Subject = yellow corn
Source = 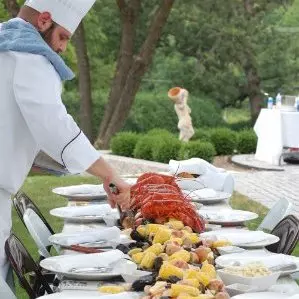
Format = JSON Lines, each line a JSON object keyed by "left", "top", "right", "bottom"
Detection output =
{"left": 128, "top": 248, "right": 142, "bottom": 256}
{"left": 140, "top": 252, "right": 157, "bottom": 269}
{"left": 132, "top": 252, "right": 144, "bottom": 264}
{"left": 153, "top": 228, "right": 171, "bottom": 244}
{"left": 158, "top": 262, "right": 184, "bottom": 280}
{"left": 169, "top": 250, "right": 190, "bottom": 263}
{"left": 146, "top": 224, "right": 164, "bottom": 235}
{"left": 201, "top": 264, "right": 216, "bottom": 279}
{"left": 177, "top": 295, "right": 214, "bottom": 299}
{"left": 170, "top": 284, "right": 200, "bottom": 297}
{"left": 212, "top": 239, "right": 232, "bottom": 248}
{"left": 184, "top": 269, "right": 210, "bottom": 287}
{"left": 178, "top": 278, "right": 200, "bottom": 288}
{"left": 189, "top": 233, "right": 200, "bottom": 244}
{"left": 98, "top": 286, "right": 125, "bottom": 294}
{"left": 144, "top": 243, "right": 164, "bottom": 255}
{"left": 167, "top": 219, "right": 185, "bottom": 230}
{"left": 136, "top": 225, "right": 147, "bottom": 237}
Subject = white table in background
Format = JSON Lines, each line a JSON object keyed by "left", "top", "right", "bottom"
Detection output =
{"left": 254, "top": 108, "right": 299, "bottom": 165}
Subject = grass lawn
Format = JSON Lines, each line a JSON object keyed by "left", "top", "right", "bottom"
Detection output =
{"left": 12, "top": 175, "right": 298, "bottom": 298}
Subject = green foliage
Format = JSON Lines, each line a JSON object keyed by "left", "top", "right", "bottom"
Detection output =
{"left": 191, "top": 128, "right": 212, "bottom": 142}
{"left": 178, "top": 141, "right": 216, "bottom": 163}
{"left": 124, "top": 91, "right": 224, "bottom": 133}
{"left": 210, "top": 128, "right": 238, "bottom": 155}
{"left": 146, "top": 128, "right": 174, "bottom": 137}
{"left": 237, "top": 129, "right": 258, "bottom": 154}
{"left": 110, "top": 132, "right": 140, "bottom": 157}
{"left": 152, "top": 135, "right": 182, "bottom": 163}
{"left": 133, "top": 135, "right": 156, "bottom": 160}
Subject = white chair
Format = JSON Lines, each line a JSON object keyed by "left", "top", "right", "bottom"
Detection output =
{"left": 257, "top": 198, "right": 293, "bottom": 232}
{"left": 23, "top": 208, "right": 58, "bottom": 258}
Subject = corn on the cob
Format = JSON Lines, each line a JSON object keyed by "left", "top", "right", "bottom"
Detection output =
{"left": 169, "top": 250, "right": 190, "bottom": 263}
{"left": 146, "top": 224, "right": 164, "bottom": 235}
{"left": 201, "top": 263, "right": 216, "bottom": 279}
{"left": 136, "top": 225, "right": 147, "bottom": 237}
{"left": 158, "top": 262, "right": 184, "bottom": 279}
{"left": 128, "top": 248, "right": 142, "bottom": 256}
{"left": 144, "top": 243, "right": 164, "bottom": 255}
{"left": 153, "top": 228, "right": 171, "bottom": 244}
{"left": 183, "top": 269, "right": 210, "bottom": 286}
{"left": 98, "top": 286, "right": 125, "bottom": 294}
{"left": 140, "top": 252, "right": 157, "bottom": 269}
{"left": 132, "top": 252, "right": 144, "bottom": 264}
{"left": 166, "top": 219, "right": 185, "bottom": 230}
{"left": 189, "top": 233, "right": 200, "bottom": 244}
{"left": 178, "top": 278, "right": 200, "bottom": 288}
{"left": 212, "top": 239, "right": 232, "bottom": 248}
{"left": 170, "top": 284, "right": 200, "bottom": 297}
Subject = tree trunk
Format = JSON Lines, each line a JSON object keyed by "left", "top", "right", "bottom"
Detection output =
{"left": 246, "top": 66, "right": 263, "bottom": 123}
{"left": 4, "top": 0, "right": 20, "bottom": 17}
{"left": 97, "top": 0, "right": 175, "bottom": 149}
{"left": 72, "top": 22, "right": 93, "bottom": 141}
{"left": 95, "top": 0, "right": 140, "bottom": 148}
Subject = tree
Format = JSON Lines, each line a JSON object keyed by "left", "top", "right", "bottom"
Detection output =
{"left": 3, "top": 0, "right": 19, "bottom": 17}
{"left": 95, "top": 0, "right": 175, "bottom": 149}
{"left": 72, "top": 22, "right": 93, "bottom": 141}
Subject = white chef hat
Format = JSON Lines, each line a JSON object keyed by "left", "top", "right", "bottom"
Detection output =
{"left": 24, "top": 0, "right": 96, "bottom": 34}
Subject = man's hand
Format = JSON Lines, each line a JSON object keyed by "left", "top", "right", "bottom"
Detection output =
{"left": 103, "top": 177, "right": 131, "bottom": 210}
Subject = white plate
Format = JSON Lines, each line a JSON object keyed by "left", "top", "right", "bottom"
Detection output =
{"left": 216, "top": 250, "right": 299, "bottom": 276}
{"left": 183, "top": 189, "right": 231, "bottom": 204}
{"left": 201, "top": 230, "right": 279, "bottom": 248}
{"left": 50, "top": 204, "right": 116, "bottom": 222}
{"left": 232, "top": 292, "right": 288, "bottom": 299}
{"left": 176, "top": 178, "right": 206, "bottom": 190}
{"left": 42, "top": 291, "right": 140, "bottom": 298}
{"left": 198, "top": 209, "right": 258, "bottom": 225}
{"left": 52, "top": 184, "right": 107, "bottom": 200}
{"left": 40, "top": 250, "right": 136, "bottom": 280}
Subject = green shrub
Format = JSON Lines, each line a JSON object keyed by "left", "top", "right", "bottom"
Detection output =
{"left": 133, "top": 135, "right": 156, "bottom": 161}
{"left": 110, "top": 132, "right": 140, "bottom": 157}
{"left": 237, "top": 129, "right": 257, "bottom": 154}
{"left": 191, "top": 128, "right": 212, "bottom": 142}
{"left": 210, "top": 128, "right": 237, "bottom": 155}
{"left": 228, "top": 120, "right": 252, "bottom": 132}
{"left": 152, "top": 136, "right": 182, "bottom": 163}
{"left": 178, "top": 141, "right": 216, "bottom": 163}
{"left": 146, "top": 128, "right": 174, "bottom": 137}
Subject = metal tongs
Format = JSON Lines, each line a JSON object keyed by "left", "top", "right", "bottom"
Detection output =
{"left": 109, "top": 183, "right": 122, "bottom": 215}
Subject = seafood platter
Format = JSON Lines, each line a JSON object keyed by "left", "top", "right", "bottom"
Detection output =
{"left": 44, "top": 172, "right": 293, "bottom": 298}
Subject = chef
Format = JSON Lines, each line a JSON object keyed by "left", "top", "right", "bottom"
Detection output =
{"left": 0, "top": 0, "right": 131, "bottom": 296}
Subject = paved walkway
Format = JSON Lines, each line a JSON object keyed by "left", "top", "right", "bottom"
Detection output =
{"left": 232, "top": 165, "right": 299, "bottom": 216}
{"left": 100, "top": 152, "right": 299, "bottom": 217}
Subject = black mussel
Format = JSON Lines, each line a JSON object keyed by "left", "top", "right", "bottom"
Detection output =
{"left": 183, "top": 246, "right": 192, "bottom": 252}
{"left": 166, "top": 275, "right": 181, "bottom": 284}
{"left": 153, "top": 257, "right": 164, "bottom": 272}
{"left": 195, "top": 241, "right": 203, "bottom": 247}
{"left": 115, "top": 244, "right": 130, "bottom": 254}
{"left": 128, "top": 241, "right": 145, "bottom": 249}
{"left": 160, "top": 297, "right": 170, "bottom": 299}
{"left": 131, "top": 273, "right": 157, "bottom": 292}
{"left": 130, "top": 229, "right": 146, "bottom": 242}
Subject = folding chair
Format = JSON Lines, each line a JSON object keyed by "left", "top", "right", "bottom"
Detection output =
{"left": 23, "top": 208, "right": 58, "bottom": 258}
{"left": 257, "top": 198, "right": 293, "bottom": 232}
{"left": 5, "top": 234, "right": 53, "bottom": 299}
{"left": 13, "top": 191, "right": 55, "bottom": 235}
{"left": 266, "top": 215, "right": 299, "bottom": 255}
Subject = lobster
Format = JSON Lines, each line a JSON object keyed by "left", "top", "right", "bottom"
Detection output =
{"left": 126, "top": 172, "right": 205, "bottom": 233}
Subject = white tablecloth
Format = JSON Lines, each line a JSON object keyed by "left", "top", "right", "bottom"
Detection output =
{"left": 254, "top": 109, "right": 299, "bottom": 165}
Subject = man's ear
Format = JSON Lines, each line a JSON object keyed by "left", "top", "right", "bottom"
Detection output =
{"left": 37, "top": 12, "right": 53, "bottom": 32}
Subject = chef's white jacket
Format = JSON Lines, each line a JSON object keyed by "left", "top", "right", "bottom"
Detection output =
{"left": 0, "top": 46, "right": 100, "bottom": 279}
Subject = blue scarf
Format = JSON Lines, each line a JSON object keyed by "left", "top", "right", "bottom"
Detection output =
{"left": 0, "top": 18, "right": 74, "bottom": 81}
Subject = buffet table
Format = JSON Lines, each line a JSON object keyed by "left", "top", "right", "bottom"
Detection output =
{"left": 254, "top": 108, "right": 299, "bottom": 165}
{"left": 49, "top": 197, "right": 299, "bottom": 297}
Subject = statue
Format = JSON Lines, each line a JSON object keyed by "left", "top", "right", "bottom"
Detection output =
{"left": 168, "top": 87, "right": 195, "bottom": 142}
